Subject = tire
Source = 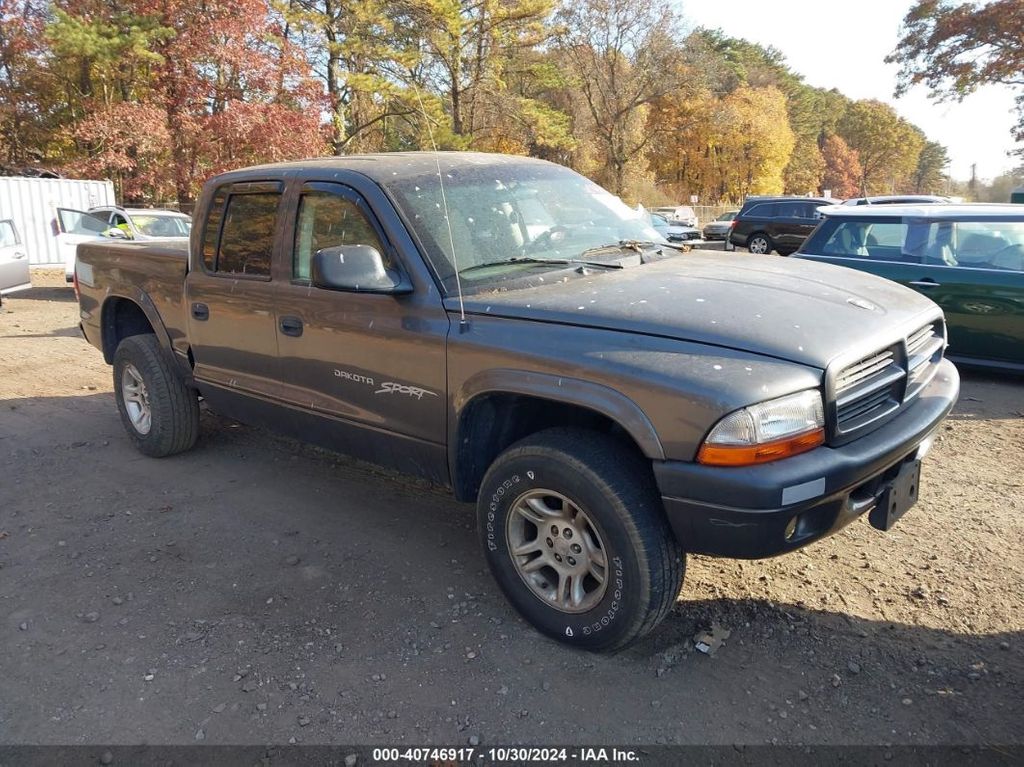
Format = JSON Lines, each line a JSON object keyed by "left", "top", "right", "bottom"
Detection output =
{"left": 477, "top": 428, "right": 685, "bottom": 651}
{"left": 112, "top": 334, "right": 199, "bottom": 458}
{"left": 747, "top": 233, "right": 772, "bottom": 255}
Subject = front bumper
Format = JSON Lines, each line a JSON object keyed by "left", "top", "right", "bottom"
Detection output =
{"left": 655, "top": 358, "right": 959, "bottom": 559}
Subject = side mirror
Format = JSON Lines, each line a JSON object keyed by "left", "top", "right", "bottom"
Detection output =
{"left": 106, "top": 228, "right": 129, "bottom": 240}
{"left": 311, "top": 245, "right": 411, "bottom": 294}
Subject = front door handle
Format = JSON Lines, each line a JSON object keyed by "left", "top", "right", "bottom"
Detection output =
{"left": 909, "top": 279, "right": 941, "bottom": 288}
{"left": 279, "top": 316, "right": 303, "bottom": 337}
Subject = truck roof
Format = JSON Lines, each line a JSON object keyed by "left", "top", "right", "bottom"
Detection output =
{"left": 226, "top": 151, "right": 555, "bottom": 183}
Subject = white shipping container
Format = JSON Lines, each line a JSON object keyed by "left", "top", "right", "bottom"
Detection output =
{"left": 0, "top": 177, "right": 116, "bottom": 265}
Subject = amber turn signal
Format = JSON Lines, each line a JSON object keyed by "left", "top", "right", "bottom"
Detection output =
{"left": 697, "top": 428, "right": 825, "bottom": 467}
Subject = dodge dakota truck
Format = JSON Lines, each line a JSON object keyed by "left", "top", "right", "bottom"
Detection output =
{"left": 75, "top": 152, "right": 960, "bottom": 650}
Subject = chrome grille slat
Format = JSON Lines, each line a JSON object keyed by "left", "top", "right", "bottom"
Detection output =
{"left": 836, "top": 350, "right": 895, "bottom": 392}
{"left": 906, "top": 325, "right": 934, "bottom": 355}
{"left": 832, "top": 321, "right": 944, "bottom": 440}
{"left": 839, "top": 388, "right": 890, "bottom": 419}
{"left": 908, "top": 336, "right": 944, "bottom": 370}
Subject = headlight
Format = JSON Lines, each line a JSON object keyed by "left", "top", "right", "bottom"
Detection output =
{"left": 697, "top": 390, "right": 825, "bottom": 466}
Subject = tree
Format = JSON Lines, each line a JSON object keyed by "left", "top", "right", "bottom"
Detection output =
{"left": 888, "top": 0, "right": 1024, "bottom": 152}
{"left": 977, "top": 170, "right": 1022, "bottom": 202}
{"left": 555, "top": 0, "right": 684, "bottom": 197}
{"left": 407, "top": 0, "right": 555, "bottom": 147}
{"left": 716, "top": 85, "right": 795, "bottom": 198}
{"left": 64, "top": 101, "right": 173, "bottom": 201}
{"left": 0, "top": 0, "right": 52, "bottom": 167}
{"left": 911, "top": 139, "right": 949, "bottom": 193}
{"left": 783, "top": 138, "right": 825, "bottom": 195}
{"left": 820, "top": 134, "right": 862, "bottom": 199}
{"left": 47, "top": 0, "right": 325, "bottom": 203}
{"left": 837, "top": 100, "right": 923, "bottom": 194}
{"left": 281, "top": 0, "right": 418, "bottom": 154}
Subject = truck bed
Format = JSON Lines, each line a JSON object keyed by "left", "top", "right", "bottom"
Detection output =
{"left": 76, "top": 239, "right": 191, "bottom": 364}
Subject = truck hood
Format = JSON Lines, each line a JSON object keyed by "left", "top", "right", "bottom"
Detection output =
{"left": 451, "top": 252, "right": 940, "bottom": 369}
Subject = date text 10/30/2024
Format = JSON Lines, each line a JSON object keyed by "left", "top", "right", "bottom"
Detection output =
{"left": 372, "top": 747, "right": 641, "bottom": 762}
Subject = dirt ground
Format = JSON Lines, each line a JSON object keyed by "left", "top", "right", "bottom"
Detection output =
{"left": 1, "top": 268, "right": 1021, "bottom": 748}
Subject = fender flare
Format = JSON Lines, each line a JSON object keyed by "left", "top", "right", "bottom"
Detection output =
{"left": 450, "top": 369, "right": 665, "bottom": 486}
{"left": 100, "top": 288, "right": 175, "bottom": 365}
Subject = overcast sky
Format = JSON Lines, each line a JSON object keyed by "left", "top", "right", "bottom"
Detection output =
{"left": 682, "top": 0, "right": 1019, "bottom": 182}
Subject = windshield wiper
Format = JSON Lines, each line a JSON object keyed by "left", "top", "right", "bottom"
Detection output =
{"left": 458, "top": 257, "right": 623, "bottom": 274}
{"left": 580, "top": 239, "right": 688, "bottom": 259}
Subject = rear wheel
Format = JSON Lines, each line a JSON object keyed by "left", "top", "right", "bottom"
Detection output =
{"left": 113, "top": 334, "right": 199, "bottom": 457}
{"left": 477, "top": 428, "right": 685, "bottom": 651}
{"left": 747, "top": 233, "right": 772, "bottom": 255}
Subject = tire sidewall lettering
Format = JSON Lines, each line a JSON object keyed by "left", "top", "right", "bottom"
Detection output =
{"left": 486, "top": 474, "right": 519, "bottom": 552}
{"left": 484, "top": 463, "right": 632, "bottom": 643}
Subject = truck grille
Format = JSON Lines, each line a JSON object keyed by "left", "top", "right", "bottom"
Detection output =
{"left": 832, "top": 321, "right": 944, "bottom": 441}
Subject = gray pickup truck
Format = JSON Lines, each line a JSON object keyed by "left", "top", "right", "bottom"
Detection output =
{"left": 75, "top": 152, "right": 959, "bottom": 650}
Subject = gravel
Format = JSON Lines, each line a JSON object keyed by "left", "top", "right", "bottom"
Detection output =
{"left": 1, "top": 274, "right": 1021, "bottom": 748}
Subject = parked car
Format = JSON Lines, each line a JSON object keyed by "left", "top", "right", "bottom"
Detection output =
{"left": 703, "top": 210, "right": 739, "bottom": 241}
{"left": 653, "top": 205, "right": 698, "bottom": 228}
{"left": 0, "top": 218, "right": 31, "bottom": 304}
{"left": 74, "top": 152, "right": 959, "bottom": 651}
{"left": 649, "top": 212, "right": 702, "bottom": 246}
{"left": 58, "top": 207, "right": 191, "bottom": 281}
{"left": 729, "top": 196, "right": 833, "bottom": 255}
{"left": 840, "top": 195, "right": 953, "bottom": 206}
{"left": 795, "top": 204, "right": 1024, "bottom": 372}
{"left": 90, "top": 206, "right": 192, "bottom": 240}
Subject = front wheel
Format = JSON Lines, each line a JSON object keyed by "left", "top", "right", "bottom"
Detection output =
{"left": 477, "top": 428, "right": 685, "bottom": 651}
{"left": 113, "top": 334, "right": 199, "bottom": 457}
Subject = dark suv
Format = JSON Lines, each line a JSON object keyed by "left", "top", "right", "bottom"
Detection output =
{"left": 729, "top": 196, "right": 833, "bottom": 255}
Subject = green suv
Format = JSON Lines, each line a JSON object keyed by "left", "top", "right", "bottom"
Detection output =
{"left": 795, "top": 204, "right": 1024, "bottom": 372}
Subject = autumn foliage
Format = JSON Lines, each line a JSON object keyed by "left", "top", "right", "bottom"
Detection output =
{"left": 0, "top": 0, "right": 975, "bottom": 205}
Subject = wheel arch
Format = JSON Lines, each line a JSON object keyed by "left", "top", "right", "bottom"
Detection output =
{"left": 99, "top": 291, "right": 173, "bottom": 365}
{"left": 450, "top": 370, "right": 664, "bottom": 502}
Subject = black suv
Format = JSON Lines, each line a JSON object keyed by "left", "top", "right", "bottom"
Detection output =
{"left": 728, "top": 196, "right": 833, "bottom": 255}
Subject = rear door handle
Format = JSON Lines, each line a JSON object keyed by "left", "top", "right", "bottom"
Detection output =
{"left": 909, "top": 279, "right": 941, "bottom": 288}
{"left": 279, "top": 316, "right": 303, "bottom": 337}
{"left": 191, "top": 302, "right": 209, "bottom": 321}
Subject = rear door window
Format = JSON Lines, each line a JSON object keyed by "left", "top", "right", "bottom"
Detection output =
{"left": 799, "top": 202, "right": 825, "bottom": 220}
{"left": 820, "top": 220, "right": 909, "bottom": 261}
{"left": 745, "top": 203, "right": 776, "bottom": 218}
{"left": 201, "top": 184, "right": 282, "bottom": 278}
{"left": 217, "top": 194, "right": 280, "bottom": 277}
{"left": 775, "top": 201, "right": 803, "bottom": 218}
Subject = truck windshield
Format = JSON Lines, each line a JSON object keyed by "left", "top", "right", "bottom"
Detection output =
{"left": 383, "top": 162, "right": 663, "bottom": 294}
